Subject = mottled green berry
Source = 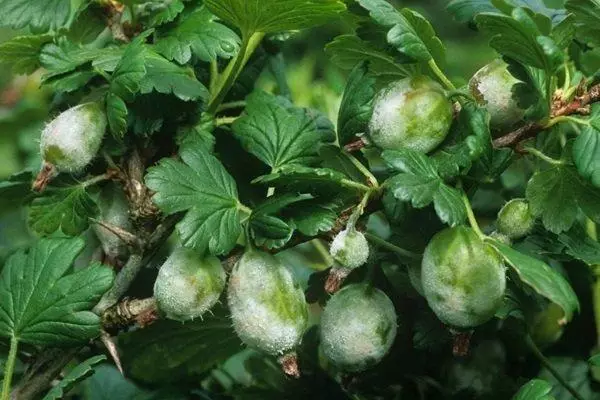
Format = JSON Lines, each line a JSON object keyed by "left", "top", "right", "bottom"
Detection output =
{"left": 93, "top": 184, "right": 132, "bottom": 262}
{"left": 330, "top": 228, "right": 369, "bottom": 270}
{"left": 496, "top": 199, "right": 535, "bottom": 240}
{"left": 40, "top": 102, "right": 107, "bottom": 172}
{"left": 320, "top": 284, "right": 397, "bottom": 372}
{"left": 530, "top": 303, "right": 565, "bottom": 348}
{"left": 228, "top": 250, "right": 308, "bottom": 355}
{"left": 154, "top": 248, "right": 226, "bottom": 322}
{"left": 369, "top": 76, "right": 453, "bottom": 153}
{"left": 422, "top": 227, "right": 506, "bottom": 329}
{"left": 469, "top": 60, "right": 524, "bottom": 132}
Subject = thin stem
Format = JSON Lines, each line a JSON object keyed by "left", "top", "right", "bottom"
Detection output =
{"left": 215, "top": 116, "right": 239, "bottom": 126}
{"left": 522, "top": 147, "right": 565, "bottom": 166}
{"left": 562, "top": 60, "right": 571, "bottom": 94}
{"left": 346, "top": 152, "right": 379, "bottom": 188}
{"left": 81, "top": 173, "right": 111, "bottom": 188}
{"left": 428, "top": 59, "right": 456, "bottom": 91}
{"left": 237, "top": 203, "right": 252, "bottom": 216}
{"left": 93, "top": 254, "right": 144, "bottom": 314}
{"left": 462, "top": 193, "right": 484, "bottom": 239}
{"left": 217, "top": 101, "right": 247, "bottom": 113}
{"left": 363, "top": 232, "right": 422, "bottom": 261}
{"left": 1, "top": 336, "right": 18, "bottom": 400}
{"left": 526, "top": 336, "right": 585, "bottom": 400}
{"left": 544, "top": 115, "right": 590, "bottom": 129}
{"left": 207, "top": 32, "right": 265, "bottom": 114}
{"left": 348, "top": 191, "right": 372, "bottom": 228}
{"left": 209, "top": 59, "right": 219, "bottom": 96}
{"left": 341, "top": 179, "right": 371, "bottom": 193}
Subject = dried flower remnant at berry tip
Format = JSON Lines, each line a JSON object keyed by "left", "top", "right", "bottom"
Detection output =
{"left": 326, "top": 228, "right": 370, "bottom": 293}
{"left": 33, "top": 102, "right": 107, "bottom": 192}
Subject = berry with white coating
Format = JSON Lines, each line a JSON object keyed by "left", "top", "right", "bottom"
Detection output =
{"left": 228, "top": 250, "right": 309, "bottom": 356}
{"left": 469, "top": 60, "right": 524, "bottom": 132}
{"left": 330, "top": 228, "right": 369, "bottom": 270}
{"left": 368, "top": 76, "right": 453, "bottom": 153}
{"left": 320, "top": 284, "right": 397, "bottom": 372}
{"left": 93, "top": 184, "right": 132, "bottom": 263}
{"left": 496, "top": 198, "right": 535, "bottom": 240}
{"left": 422, "top": 227, "right": 506, "bottom": 329}
{"left": 154, "top": 247, "right": 226, "bottom": 322}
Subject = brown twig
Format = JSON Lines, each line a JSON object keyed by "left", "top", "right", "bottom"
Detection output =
{"left": 493, "top": 83, "right": 600, "bottom": 149}
{"left": 343, "top": 137, "right": 366, "bottom": 153}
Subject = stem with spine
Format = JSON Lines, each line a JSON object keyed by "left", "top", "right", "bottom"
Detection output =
{"left": 1, "top": 336, "right": 18, "bottom": 400}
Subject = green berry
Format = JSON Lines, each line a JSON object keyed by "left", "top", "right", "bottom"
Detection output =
{"left": 228, "top": 250, "right": 308, "bottom": 355}
{"left": 153, "top": 247, "right": 226, "bottom": 322}
{"left": 422, "top": 227, "right": 506, "bottom": 329}
{"left": 330, "top": 228, "right": 369, "bottom": 270}
{"left": 93, "top": 184, "right": 132, "bottom": 262}
{"left": 368, "top": 76, "right": 453, "bottom": 153}
{"left": 530, "top": 303, "right": 565, "bottom": 348}
{"left": 496, "top": 199, "right": 535, "bottom": 240}
{"left": 40, "top": 102, "right": 107, "bottom": 173}
{"left": 469, "top": 60, "right": 524, "bottom": 132}
{"left": 320, "top": 284, "right": 397, "bottom": 372}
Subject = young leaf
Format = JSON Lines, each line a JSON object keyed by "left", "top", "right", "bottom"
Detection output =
{"left": 145, "top": 147, "right": 243, "bottom": 255}
{"left": 155, "top": 5, "right": 241, "bottom": 64}
{"left": 0, "top": 238, "right": 114, "bottom": 346}
{"left": 43, "top": 355, "right": 107, "bottom": 400}
{"left": 489, "top": 241, "right": 579, "bottom": 323}
{"left": 0, "top": 0, "right": 71, "bottom": 32}
{"left": 336, "top": 62, "right": 376, "bottom": 146}
{"left": 204, "top": 0, "right": 346, "bottom": 35}
{"left": 0, "top": 34, "right": 52, "bottom": 74}
{"left": 383, "top": 149, "right": 467, "bottom": 226}
{"left": 28, "top": 185, "right": 99, "bottom": 236}
{"left": 233, "top": 91, "right": 329, "bottom": 172}
{"left": 512, "top": 379, "right": 554, "bottom": 400}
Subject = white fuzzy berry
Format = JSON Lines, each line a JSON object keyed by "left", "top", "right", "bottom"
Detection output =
{"left": 154, "top": 247, "right": 226, "bottom": 322}
{"left": 40, "top": 102, "right": 107, "bottom": 173}
{"left": 93, "top": 184, "right": 132, "bottom": 261}
{"left": 228, "top": 250, "right": 308, "bottom": 356}
{"left": 330, "top": 228, "right": 369, "bottom": 270}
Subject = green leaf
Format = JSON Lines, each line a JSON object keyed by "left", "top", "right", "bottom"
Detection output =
{"left": 336, "top": 62, "right": 376, "bottom": 146}
{"left": 119, "top": 307, "right": 241, "bottom": 384}
{"left": 589, "top": 354, "right": 600, "bottom": 366}
{"left": 44, "top": 70, "right": 97, "bottom": 93}
{"left": 0, "top": 238, "right": 114, "bottom": 346}
{"left": 539, "top": 357, "right": 595, "bottom": 399}
{"left": 139, "top": 49, "right": 209, "bottom": 101}
{"left": 476, "top": 9, "right": 561, "bottom": 73}
{"left": 145, "top": 147, "right": 242, "bottom": 255}
{"left": 506, "top": 59, "right": 550, "bottom": 120}
{"left": 566, "top": 0, "right": 600, "bottom": 46}
{"left": 383, "top": 149, "right": 467, "bottom": 226}
{"left": 557, "top": 226, "right": 600, "bottom": 265}
{"left": 526, "top": 163, "right": 600, "bottom": 233}
{"left": 447, "top": 0, "right": 497, "bottom": 23}
{"left": 325, "top": 34, "right": 418, "bottom": 78}
{"left": 155, "top": 5, "right": 241, "bottom": 64}
{"left": 0, "top": 35, "right": 52, "bottom": 74}
{"left": 205, "top": 0, "right": 346, "bottom": 35}
{"left": 573, "top": 108, "right": 600, "bottom": 187}
{"left": 106, "top": 93, "right": 129, "bottom": 139}
{"left": 358, "top": 0, "right": 445, "bottom": 63}
{"left": 232, "top": 91, "right": 328, "bottom": 172}
{"left": 0, "top": 0, "right": 71, "bottom": 33}
{"left": 448, "top": 0, "right": 566, "bottom": 24}
{"left": 512, "top": 379, "right": 554, "bottom": 400}
{"left": 43, "top": 355, "right": 107, "bottom": 400}
{"left": 178, "top": 118, "right": 216, "bottom": 154}
{"left": 28, "top": 185, "right": 99, "bottom": 236}
{"left": 290, "top": 200, "right": 339, "bottom": 236}
{"left": 489, "top": 241, "right": 579, "bottom": 323}
{"left": 148, "top": 0, "right": 185, "bottom": 26}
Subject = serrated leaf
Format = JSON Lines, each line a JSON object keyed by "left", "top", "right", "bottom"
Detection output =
{"left": 0, "top": 0, "right": 71, "bottom": 33}
{"left": 233, "top": 91, "right": 328, "bottom": 172}
{"left": 0, "top": 238, "right": 114, "bottom": 346}
{"left": 573, "top": 110, "right": 600, "bottom": 187}
{"left": 155, "top": 5, "right": 241, "bottom": 64}
{"left": 489, "top": 240, "right": 579, "bottom": 323}
{"left": 145, "top": 147, "right": 242, "bottom": 255}
{"left": 449, "top": 0, "right": 567, "bottom": 24}
{"left": 0, "top": 34, "right": 52, "bottom": 74}
{"left": 28, "top": 186, "right": 99, "bottom": 236}
{"left": 506, "top": 58, "right": 551, "bottom": 120}
{"left": 205, "top": 0, "right": 346, "bottom": 35}
{"left": 358, "top": 0, "right": 445, "bottom": 63}
{"left": 512, "top": 379, "right": 554, "bottom": 400}
{"left": 148, "top": 0, "right": 185, "bottom": 26}
{"left": 566, "top": 0, "right": 600, "bottom": 46}
{"left": 325, "top": 34, "right": 417, "bottom": 78}
{"left": 319, "top": 144, "right": 368, "bottom": 184}
{"left": 120, "top": 307, "right": 241, "bottom": 384}
{"left": 106, "top": 93, "right": 128, "bottom": 138}
{"left": 45, "top": 70, "right": 97, "bottom": 93}
{"left": 139, "top": 49, "right": 209, "bottom": 101}
{"left": 383, "top": 149, "right": 467, "bottom": 226}
{"left": 447, "top": 0, "right": 497, "bottom": 23}
{"left": 43, "top": 355, "right": 107, "bottom": 400}
{"left": 178, "top": 119, "right": 216, "bottom": 154}
{"left": 336, "top": 62, "right": 376, "bottom": 145}
{"left": 557, "top": 226, "right": 600, "bottom": 265}
{"left": 290, "top": 201, "right": 339, "bottom": 236}
{"left": 250, "top": 214, "right": 294, "bottom": 249}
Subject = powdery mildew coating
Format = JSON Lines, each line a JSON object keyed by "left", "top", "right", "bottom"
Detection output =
{"left": 496, "top": 198, "right": 535, "bottom": 240}
{"left": 368, "top": 76, "right": 453, "bottom": 153}
{"left": 154, "top": 248, "right": 226, "bottom": 322}
{"left": 40, "top": 102, "right": 107, "bottom": 172}
{"left": 330, "top": 228, "right": 369, "bottom": 270}
{"left": 469, "top": 60, "right": 524, "bottom": 131}
{"left": 93, "top": 183, "right": 132, "bottom": 260}
{"left": 320, "top": 284, "right": 397, "bottom": 372}
{"left": 421, "top": 227, "right": 506, "bottom": 329}
{"left": 228, "top": 250, "right": 308, "bottom": 355}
